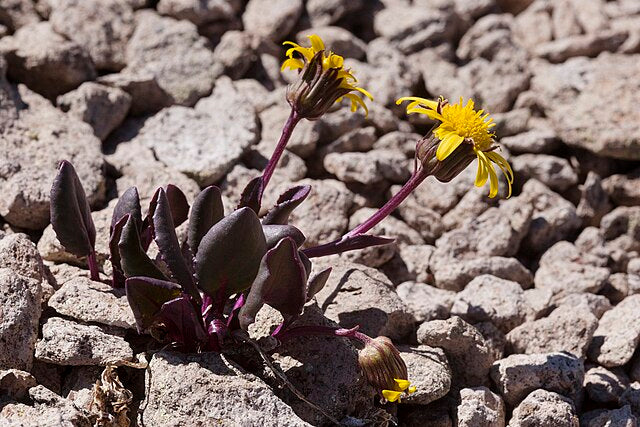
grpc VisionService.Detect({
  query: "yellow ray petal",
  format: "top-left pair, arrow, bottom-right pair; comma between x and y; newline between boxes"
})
345,93 -> 369,116
382,390 -> 403,403
308,34 -> 325,53
394,379 -> 411,390
281,58 -> 304,71
435,134 -> 464,161
396,97 -> 439,110
475,156 -> 488,187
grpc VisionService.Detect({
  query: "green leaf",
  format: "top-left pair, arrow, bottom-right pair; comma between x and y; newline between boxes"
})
187,186 -> 224,256
238,237 -> 307,330
195,207 -> 267,298
50,160 -> 96,257
125,276 -> 182,333
118,215 -> 168,281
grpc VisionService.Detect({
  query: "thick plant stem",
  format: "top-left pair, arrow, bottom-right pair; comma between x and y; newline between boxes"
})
274,324 -> 371,346
87,251 -> 100,281
259,109 -> 301,202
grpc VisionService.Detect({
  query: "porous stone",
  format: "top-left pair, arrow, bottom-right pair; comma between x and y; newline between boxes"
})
324,152 -> 386,185
418,316 -> 495,388
57,82 -> 132,141
258,104 -> 322,159
0,268 -> 42,371
501,128 -> 560,154
490,352 -> 584,407
213,30 -> 255,80
0,0 -> 40,31
157,0 -> 241,26
534,258 -> 610,297
35,317 -> 133,366
492,108 -> 531,138
242,0 -> 303,41
603,168 -> 640,207
506,305 -> 598,357
577,171 -> 612,227
584,366 -> 630,404
0,233 -> 45,282
398,244 -> 435,284
124,10 -> 220,106
399,345 -> 451,405
306,0 -> 363,26
98,72 -> 172,116
49,0 -> 135,71
581,406 -> 638,427
142,351 -> 311,426
535,30 -> 628,64
296,26 -> 366,60
433,256 -> 533,292
0,369 -> 37,401
0,22 -> 96,99
0,385 -> 92,426
48,277 -> 135,330
456,386 -> 506,427
451,275 -> 531,333
554,293 -> 612,319
523,288 -> 554,320
508,389 -> 579,427
588,294 -> 640,368
396,281 -> 455,323
512,154 -> 578,192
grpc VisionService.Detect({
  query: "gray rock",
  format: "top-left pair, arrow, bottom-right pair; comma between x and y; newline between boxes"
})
242,0 -> 302,41
48,277 -> 135,330
399,345 -> 451,405
603,168 -> 640,207
98,72 -> 172,116
577,172 -> 611,227
451,275 -> 531,333
433,256 -> 533,292
398,244 -> 435,284
0,369 -> 36,401
0,0 -> 40,31
534,259 -> 610,297
475,321 -> 507,363
306,0 -> 363,26
142,351 -> 311,426
0,268 -> 42,371
131,78 -> 258,186
584,366 -> 630,404
313,257 -> 414,340
213,30 -> 255,80
456,386 -> 506,427
0,84 -> 105,230
530,54 -> 640,160
535,30 -> 628,63
554,292 -> 612,319
296,26 -> 366,60
492,108 -> 531,138
0,385 -> 92,426
374,131 -> 422,157
418,316 -> 496,388
0,22 -> 96,99
508,389 -> 579,427
49,0 -> 135,71
506,305 -> 598,358
396,281 -> 455,322
512,154 -> 578,192
124,10 -> 220,106
324,152 -> 386,185
501,128 -> 560,154
588,294 -> 640,368
582,406 -> 638,427
442,188 -> 497,231
523,288 -> 553,321
490,352 -> 584,407
57,82 -> 131,141
35,317 -> 133,366
0,233 -> 45,282
157,0 -> 241,26
259,104 -> 321,158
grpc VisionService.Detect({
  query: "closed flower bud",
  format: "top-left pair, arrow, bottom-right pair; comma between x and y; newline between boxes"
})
416,134 -> 476,183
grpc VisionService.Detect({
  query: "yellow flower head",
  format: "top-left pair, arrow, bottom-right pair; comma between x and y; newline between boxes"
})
281,34 -> 373,117
382,378 -> 417,403
397,96 -> 514,198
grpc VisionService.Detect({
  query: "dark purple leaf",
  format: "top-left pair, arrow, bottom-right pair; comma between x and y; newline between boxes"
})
109,215 -> 128,288
110,187 -> 142,233
239,237 -> 307,330
125,276 -> 182,333
262,224 -> 306,249
187,186 -> 224,256
298,250 -> 312,280
118,215 -> 168,281
195,207 -> 267,298
153,188 -> 201,303
306,267 -> 332,301
157,296 -> 208,352
238,176 -> 263,214
165,184 -> 190,227
50,160 -> 96,257
262,185 -> 311,225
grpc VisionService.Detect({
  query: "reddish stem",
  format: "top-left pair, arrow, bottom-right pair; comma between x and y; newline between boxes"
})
87,251 -> 100,281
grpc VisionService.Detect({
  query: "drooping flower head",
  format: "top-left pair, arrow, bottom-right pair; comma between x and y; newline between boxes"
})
282,34 -> 373,119
358,336 -> 416,403
397,96 -> 514,198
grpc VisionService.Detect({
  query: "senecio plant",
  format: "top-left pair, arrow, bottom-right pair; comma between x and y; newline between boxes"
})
49,34 -> 512,406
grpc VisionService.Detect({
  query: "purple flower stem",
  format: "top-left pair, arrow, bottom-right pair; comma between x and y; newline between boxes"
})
87,251 -> 100,281
259,109 -> 301,202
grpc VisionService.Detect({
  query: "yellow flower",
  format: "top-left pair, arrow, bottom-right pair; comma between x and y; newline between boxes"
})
282,34 -> 372,116
397,96 -> 514,198
381,378 -> 417,403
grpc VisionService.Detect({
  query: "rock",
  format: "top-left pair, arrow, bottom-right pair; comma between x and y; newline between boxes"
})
577,172 -> 611,227
0,22 -> 96,100
601,273 -> 640,305
312,257 -> 414,340
48,277 -> 135,330
398,244 -> 435,284
124,10 -> 220,106
0,84 -> 105,230
49,0 -> 135,71
600,206 -> 640,244
508,389 -> 579,427
433,256 -> 533,292
519,180 -> 581,254
584,365 -> 630,404
0,369 -> 37,401
157,0 -> 241,26
259,105 -> 322,159
442,189 -> 497,231
374,131 -> 422,157
399,345 -> 451,405
582,406 -> 638,427
0,385 -> 92,426
142,350 -> 311,426
296,26 -> 366,60
492,108 -> 531,138
535,30 -> 628,63
0,233 -> 45,282
603,168 -> 640,207
0,0 -> 40,31
456,386 -> 506,427
523,288 -> 553,320
506,305 -> 598,357
475,321 -> 507,362
512,154 -> 578,192
588,294 -> 640,368
62,365 -> 102,410
530,54 -> 640,160
242,0 -> 303,41
490,352 -> 584,407
501,128 -> 560,154
324,151 -> 385,185
98,72 -> 172,116
306,0 -> 363,26
130,78 -> 258,186
554,293 -> 612,319
451,275 -> 530,333
57,82 -> 132,141
245,149 -> 307,184
417,316 -> 495,388
534,259 -> 610,297
35,317 -> 133,366
213,30 -> 255,79
0,268 -> 42,371
396,281 -> 455,322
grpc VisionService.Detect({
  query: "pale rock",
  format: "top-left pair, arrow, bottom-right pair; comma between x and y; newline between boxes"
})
396,281 -> 455,322
501,128 -> 560,154
508,389 -> 579,427
399,345 -> 452,405
242,0 -> 303,41
456,386 -> 506,427
584,365 -> 630,404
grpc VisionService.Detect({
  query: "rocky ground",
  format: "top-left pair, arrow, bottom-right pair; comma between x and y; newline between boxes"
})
0,0 -> 639,425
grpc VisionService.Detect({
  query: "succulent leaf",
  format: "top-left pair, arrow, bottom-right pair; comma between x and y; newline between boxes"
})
125,276 -> 182,332
157,296 -> 209,352
238,176 -> 263,214
187,186 -> 224,256
262,224 -> 306,249
110,187 -> 142,233
262,185 -> 311,225
118,215 -> 168,281
306,267 -> 332,301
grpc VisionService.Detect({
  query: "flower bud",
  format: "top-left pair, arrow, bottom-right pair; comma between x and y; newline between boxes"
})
416,134 -> 476,183
358,336 -> 416,402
